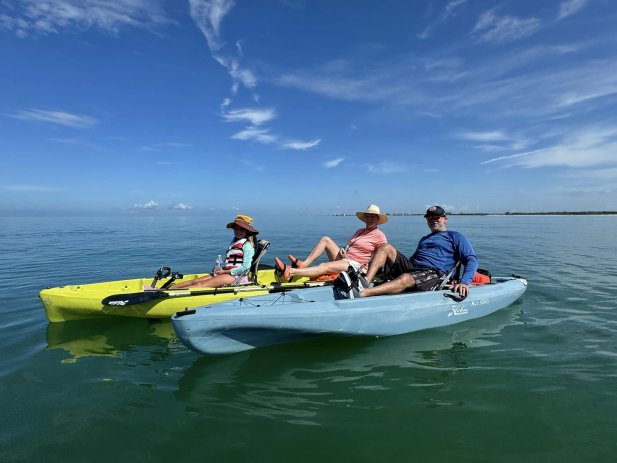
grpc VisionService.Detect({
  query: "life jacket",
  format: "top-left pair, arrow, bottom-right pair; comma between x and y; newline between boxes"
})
471,268 -> 491,285
224,238 -> 247,270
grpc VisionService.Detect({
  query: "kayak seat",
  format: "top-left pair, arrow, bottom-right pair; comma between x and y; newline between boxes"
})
433,261 -> 461,291
230,239 -> 270,287
434,264 -> 493,289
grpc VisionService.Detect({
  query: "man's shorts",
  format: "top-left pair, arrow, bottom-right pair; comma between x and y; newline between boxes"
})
383,251 -> 443,292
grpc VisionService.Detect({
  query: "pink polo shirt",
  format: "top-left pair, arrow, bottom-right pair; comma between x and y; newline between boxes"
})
345,227 -> 388,266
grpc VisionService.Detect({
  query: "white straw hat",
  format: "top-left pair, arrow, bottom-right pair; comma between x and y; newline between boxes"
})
356,204 -> 388,225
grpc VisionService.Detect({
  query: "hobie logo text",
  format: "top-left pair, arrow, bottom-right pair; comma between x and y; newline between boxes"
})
108,300 -> 128,306
448,305 -> 469,317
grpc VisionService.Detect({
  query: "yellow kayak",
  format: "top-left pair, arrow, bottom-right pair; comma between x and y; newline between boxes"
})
40,269 -> 322,322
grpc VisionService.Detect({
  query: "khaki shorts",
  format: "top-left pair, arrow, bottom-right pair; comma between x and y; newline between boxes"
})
344,258 -> 366,274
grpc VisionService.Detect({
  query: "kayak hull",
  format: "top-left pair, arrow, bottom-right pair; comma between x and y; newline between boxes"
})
39,269 -> 315,322
172,277 -> 527,355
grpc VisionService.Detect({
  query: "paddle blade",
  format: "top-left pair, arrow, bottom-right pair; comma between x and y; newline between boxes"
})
102,290 -> 167,307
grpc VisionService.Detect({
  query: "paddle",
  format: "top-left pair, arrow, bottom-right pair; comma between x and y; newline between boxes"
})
102,288 -> 214,306
101,281 -> 326,307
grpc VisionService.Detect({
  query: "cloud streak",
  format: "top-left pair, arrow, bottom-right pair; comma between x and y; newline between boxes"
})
7,108 -> 98,128
323,158 -> 344,168
417,0 -> 467,39
472,9 -> 542,44
189,0 -> 256,96
222,108 -> 276,125
0,0 -> 170,37
456,131 -> 508,142
221,107 -> 319,150
189,0 -> 322,152
557,0 -> 589,20
231,127 -> 277,144
276,45 -> 617,126
188,0 -> 234,52
481,126 -> 617,169
281,139 -> 321,150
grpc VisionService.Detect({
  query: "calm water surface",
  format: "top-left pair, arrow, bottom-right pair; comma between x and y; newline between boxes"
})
1,214 -> 616,462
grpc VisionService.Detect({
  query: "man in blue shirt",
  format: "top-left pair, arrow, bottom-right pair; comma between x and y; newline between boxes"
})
340,206 -> 478,299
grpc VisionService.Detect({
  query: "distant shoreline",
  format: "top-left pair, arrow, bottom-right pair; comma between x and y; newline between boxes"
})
335,211 -> 617,217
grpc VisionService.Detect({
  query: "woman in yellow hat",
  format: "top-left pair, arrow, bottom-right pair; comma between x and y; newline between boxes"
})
168,215 -> 259,289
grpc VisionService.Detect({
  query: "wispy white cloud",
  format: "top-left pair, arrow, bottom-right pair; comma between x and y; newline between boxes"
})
189,0 -> 322,152
418,0 -> 467,39
455,130 -> 532,152
231,127 -> 277,144
213,54 -> 257,93
281,139 -> 321,150
560,168 -> 617,181
472,10 -> 542,44
481,126 -> 617,169
444,0 -> 467,18
455,58 -> 617,117
172,203 -> 192,210
222,108 -> 276,125
323,158 -> 344,168
230,127 -> 320,151
133,200 -> 159,209
277,69 -> 407,104
7,108 -> 98,128
140,142 -> 193,151
188,0 -> 234,52
557,0 -> 589,20
556,71 -> 617,107
456,131 -> 508,142
0,0 -> 170,38
223,107 -> 319,150
275,43 -> 617,130
189,0 -> 257,96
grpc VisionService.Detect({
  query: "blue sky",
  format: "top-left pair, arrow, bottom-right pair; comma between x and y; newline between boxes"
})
1,0 -> 616,214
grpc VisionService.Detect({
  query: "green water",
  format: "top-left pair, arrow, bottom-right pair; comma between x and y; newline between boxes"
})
1,214 -> 616,462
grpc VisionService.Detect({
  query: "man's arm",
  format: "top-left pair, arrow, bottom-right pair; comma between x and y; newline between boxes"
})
452,233 -> 478,296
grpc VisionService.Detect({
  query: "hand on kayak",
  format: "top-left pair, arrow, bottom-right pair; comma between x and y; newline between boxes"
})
452,282 -> 469,297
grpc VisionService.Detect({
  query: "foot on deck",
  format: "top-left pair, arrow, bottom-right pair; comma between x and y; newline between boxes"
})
274,257 -> 291,283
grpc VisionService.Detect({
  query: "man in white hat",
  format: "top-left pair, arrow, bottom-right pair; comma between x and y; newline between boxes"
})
275,204 -> 388,282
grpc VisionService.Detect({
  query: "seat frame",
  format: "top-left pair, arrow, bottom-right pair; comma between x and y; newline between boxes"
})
230,239 -> 270,286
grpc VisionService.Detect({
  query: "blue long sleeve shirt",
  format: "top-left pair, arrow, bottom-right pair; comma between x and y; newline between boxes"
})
411,231 -> 479,285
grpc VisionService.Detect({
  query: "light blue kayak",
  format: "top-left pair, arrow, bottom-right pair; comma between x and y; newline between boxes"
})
172,276 -> 527,355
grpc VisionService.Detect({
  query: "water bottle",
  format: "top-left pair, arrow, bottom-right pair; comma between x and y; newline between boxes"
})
213,255 -> 223,276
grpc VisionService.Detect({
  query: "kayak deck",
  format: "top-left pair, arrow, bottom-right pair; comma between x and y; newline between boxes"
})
172,277 -> 527,355
39,269 -> 318,322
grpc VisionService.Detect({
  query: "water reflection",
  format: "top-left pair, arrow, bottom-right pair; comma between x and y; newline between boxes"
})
46,319 -> 176,363
173,303 -> 523,425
